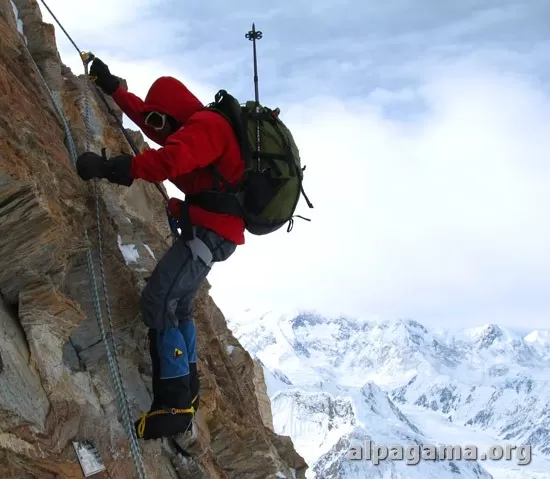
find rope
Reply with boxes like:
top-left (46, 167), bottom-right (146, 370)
top-left (82, 62), bottom-right (148, 479)
top-left (27, 3), bottom-right (148, 478)
top-left (41, 0), bottom-right (178, 246)
top-left (34, 0), bottom-right (195, 459)
top-left (37, 0), bottom-right (170, 207)
top-left (37, 0), bottom-right (81, 56)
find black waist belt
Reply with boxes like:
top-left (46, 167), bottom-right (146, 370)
top-left (185, 192), bottom-right (243, 218)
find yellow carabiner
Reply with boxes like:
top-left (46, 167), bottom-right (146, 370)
top-left (80, 51), bottom-right (95, 64)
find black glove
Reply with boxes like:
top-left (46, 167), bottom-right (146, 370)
top-left (105, 154), bottom-right (134, 187)
top-left (76, 152), bottom-right (134, 187)
top-left (89, 58), bottom-right (120, 95)
top-left (76, 151), bottom-right (108, 180)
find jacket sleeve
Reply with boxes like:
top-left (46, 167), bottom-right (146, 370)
top-left (130, 111), bottom-right (228, 182)
top-left (111, 86), bottom-right (167, 146)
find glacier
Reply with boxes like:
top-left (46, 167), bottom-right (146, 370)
top-left (227, 308), bottom-right (550, 478)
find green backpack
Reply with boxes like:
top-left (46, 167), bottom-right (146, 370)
top-left (186, 90), bottom-right (313, 235)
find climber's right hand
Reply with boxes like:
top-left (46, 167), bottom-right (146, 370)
top-left (89, 58), bottom-right (120, 95)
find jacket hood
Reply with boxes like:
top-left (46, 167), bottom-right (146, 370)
top-left (142, 76), bottom-right (204, 124)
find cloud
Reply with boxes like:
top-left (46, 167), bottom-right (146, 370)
top-left (209, 63), bottom-right (550, 329)
top-left (38, 1), bottom-right (550, 329)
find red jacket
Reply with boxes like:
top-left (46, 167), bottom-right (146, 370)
top-left (111, 77), bottom-right (245, 245)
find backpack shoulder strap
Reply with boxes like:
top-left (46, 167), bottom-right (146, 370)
top-left (183, 91), bottom-right (247, 216)
top-left (206, 90), bottom-right (252, 166)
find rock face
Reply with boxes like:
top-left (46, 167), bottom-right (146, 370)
top-left (0, 1), bottom-right (307, 478)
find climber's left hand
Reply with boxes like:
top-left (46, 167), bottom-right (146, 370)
top-left (76, 151), bottom-right (108, 181)
top-left (89, 58), bottom-right (120, 95)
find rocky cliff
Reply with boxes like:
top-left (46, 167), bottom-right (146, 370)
top-left (0, 1), bottom-right (307, 478)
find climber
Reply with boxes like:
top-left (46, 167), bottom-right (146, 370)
top-left (75, 58), bottom-right (245, 440)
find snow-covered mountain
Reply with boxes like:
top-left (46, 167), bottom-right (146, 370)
top-left (226, 309), bottom-right (550, 479)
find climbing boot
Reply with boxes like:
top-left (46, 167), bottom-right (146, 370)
top-left (135, 374), bottom-right (194, 440)
top-left (189, 362), bottom-right (200, 412)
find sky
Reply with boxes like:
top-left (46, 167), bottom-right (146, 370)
top-left (34, 0), bottom-right (550, 331)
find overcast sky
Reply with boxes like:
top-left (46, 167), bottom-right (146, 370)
top-left (39, 0), bottom-right (550, 331)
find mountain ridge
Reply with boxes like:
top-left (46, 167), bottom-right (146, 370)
top-left (227, 308), bottom-right (550, 478)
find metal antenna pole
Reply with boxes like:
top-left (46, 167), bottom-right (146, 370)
top-left (246, 22), bottom-right (262, 105)
top-left (245, 23), bottom-right (263, 161)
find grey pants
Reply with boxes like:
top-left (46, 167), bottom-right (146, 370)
top-left (139, 226), bottom-right (236, 378)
